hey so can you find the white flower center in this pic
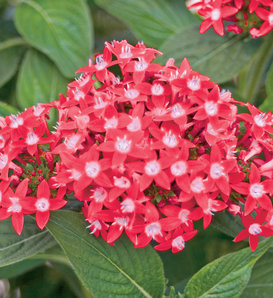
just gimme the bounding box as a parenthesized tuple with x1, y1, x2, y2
(0, 135, 5, 149)
(179, 209, 190, 223)
(74, 89, 85, 101)
(145, 222, 161, 238)
(95, 56, 107, 70)
(269, 13, 273, 25)
(145, 160, 161, 176)
(94, 97, 107, 110)
(125, 89, 139, 99)
(135, 60, 148, 71)
(153, 107, 167, 116)
(76, 74, 90, 87)
(172, 236, 185, 250)
(171, 104, 185, 118)
(211, 8, 221, 21)
(35, 198, 50, 212)
(205, 101, 218, 116)
(270, 215, 273, 226)
(8, 197, 22, 213)
(114, 176, 131, 189)
(162, 132, 178, 148)
(207, 123, 218, 135)
(127, 117, 141, 132)
(0, 154, 8, 169)
(187, 77, 200, 91)
(121, 198, 135, 213)
(88, 220, 102, 234)
(250, 183, 264, 199)
(64, 135, 80, 150)
(254, 114, 266, 127)
(120, 45, 132, 59)
(33, 104, 45, 116)
(171, 161, 187, 176)
(0, 191, 2, 204)
(248, 223, 262, 235)
(115, 136, 132, 153)
(191, 177, 205, 193)
(10, 115, 23, 128)
(85, 161, 100, 178)
(210, 163, 224, 179)
(69, 169, 82, 181)
(76, 115, 90, 126)
(115, 217, 128, 227)
(104, 117, 118, 129)
(151, 84, 164, 96)
(92, 187, 107, 202)
(26, 132, 39, 145)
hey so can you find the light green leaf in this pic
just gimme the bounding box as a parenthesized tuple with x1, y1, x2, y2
(0, 38, 25, 87)
(266, 61, 273, 95)
(0, 101, 18, 117)
(259, 93, 273, 113)
(158, 25, 260, 83)
(15, 0, 93, 77)
(0, 258, 44, 279)
(236, 32, 273, 104)
(47, 211, 165, 298)
(0, 216, 56, 267)
(95, 0, 198, 47)
(242, 251, 273, 298)
(212, 211, 244, 238)
(16, 49, 67, 109)
(184, 238, 272, 298)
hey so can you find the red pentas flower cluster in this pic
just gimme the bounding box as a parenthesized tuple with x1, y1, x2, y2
(1, 40, 273, 252)
(188, 0, 273, 37)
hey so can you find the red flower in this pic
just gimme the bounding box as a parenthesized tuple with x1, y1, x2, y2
(234, 209, 273, 251)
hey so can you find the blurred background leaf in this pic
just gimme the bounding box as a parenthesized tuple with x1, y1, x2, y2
(95, 0, 198, 48)
(47, 210, 165, 298)
(0, 216, 56, 267)
(15, 0, 93, 78)
(158, 25, 261, 84)
(16, 49, 67, 109)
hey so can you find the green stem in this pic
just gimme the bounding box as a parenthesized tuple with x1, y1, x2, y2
(237, 31, 273, 105)
(0, 37, 28, 50)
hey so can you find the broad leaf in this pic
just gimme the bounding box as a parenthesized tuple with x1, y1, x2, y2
(259, 93, 273, 113)
(242, 251, 273, 297)
(158, 25, 260, 83)
(47, 211, 165, 298)
(0, 216, 56, 267)
(15, 0, 93, 77)
(266, 61, 273, 95)
(95, 0, 198, 48)
(184, 238, 272, 298)
(212, 211, 244, 238)
(0, 258, 44, 279)
(0, 101, 18, 117)
(0, 38, 25, 87)
(16, 49, 67, 109)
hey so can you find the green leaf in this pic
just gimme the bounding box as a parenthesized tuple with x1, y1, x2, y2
(95, 0, 198, 48)
(184, 238, 272, 298)
(212, 211, 244, 239)
(266, 61, 273, 95)
(0, 216, 56, 267)
(16, 49, 67, 109)
(0, 101, 18, 117)
(0, 258, 44, 279)
(236, 32, 273, 105)
(158, 25, 260, 83)
(47, 210, 165, 298)
(242, 251, 273, 298)
(15, 0, 93, 77)
(259, 93, 273, 113)
(0, 38, 25, 87)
